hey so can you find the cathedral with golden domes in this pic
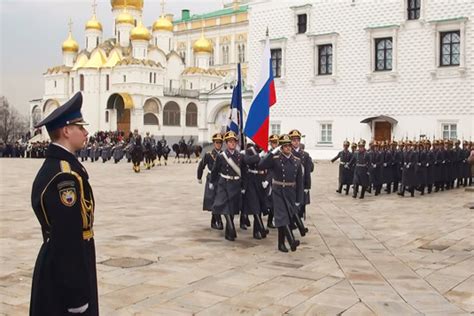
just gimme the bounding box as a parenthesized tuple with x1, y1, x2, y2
(30, 0, 252, 143)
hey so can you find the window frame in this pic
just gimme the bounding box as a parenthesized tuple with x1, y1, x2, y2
(318, 44, 333, 76)
(439, 31, 460, 67)
(270, 48, 282, 79)
(297, 14, 307, 34)
(407, 0, 421, 20)
(374, 37, 393, 72)
(365, 25, 399, 82)
(319, 122, 333, 144)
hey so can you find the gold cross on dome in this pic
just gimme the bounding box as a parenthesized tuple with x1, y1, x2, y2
(68, 18, 73, 32)
(92, 0, 98, 15)
(160, 0, 166, 15)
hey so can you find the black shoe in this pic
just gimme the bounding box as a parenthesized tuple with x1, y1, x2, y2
(253, 223, 262, 240)
(224, 215, 237, 240)
(244, 214, 251, 227)
(278, 227, 288, 253)
(293, 215, 308, 237)
(239, 214, 247, 230)
(211, 215, 218, 230)
(267, 212, 275, 229)
(215, 214, 224, 230)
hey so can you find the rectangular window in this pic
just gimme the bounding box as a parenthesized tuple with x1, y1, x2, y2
(375, 38, 393, 71)
(80, 74, 84, 91)
(297, 14, 307, 34)
(440, 31, 460, 66)
(442, 123, 457, 140)
(271, 48, 282, 78)
(154, 73, 157, 84)
(407, 0, 421, 20)
(149, 72, 153, 83)
(71, 78, 74, 93)
(270, 123, 281, 135)
(105, 111, 109, 123)
(123, 75, 126, 83)
(54, 80, 57, 88)
(320, 123, 332, 143)
(106, 75, 109, 91)
(318, 44, 333, 75)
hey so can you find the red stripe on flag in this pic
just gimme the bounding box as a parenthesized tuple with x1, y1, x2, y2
(269, 80, 276, 107)
(252, 117, 270, 151)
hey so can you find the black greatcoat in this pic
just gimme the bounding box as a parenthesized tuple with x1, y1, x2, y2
(382, 149, 394, 184)
(30, 144, 98, 316)
(416, 149, 428, 186)
(402, 149, 418, 187)
(369, 150, 384, 187)
(258, 152, 303, 227)
(210, 150, 244, 215)
(241, 151, 267, 215)
(292, 148, 312, 205)
(197, 149, 220, 211)
(351, 150, 370, 187)
(331, 150, 353, 185)
(426, 149, 435, 185)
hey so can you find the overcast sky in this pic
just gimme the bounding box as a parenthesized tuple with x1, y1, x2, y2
(0, 0, 223, 115)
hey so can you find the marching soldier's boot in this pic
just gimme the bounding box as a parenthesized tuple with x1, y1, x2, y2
(359, 187, 366, 199)
(283, 226, 299, 252)
(258, 215, 269, 237)
(420, 185, 425, 195)
(336, 184, 343, 194)
(239, 213, 247, 230)
(245, 214, 251, 227)
(427, 185, 433, 194)
(410, 187, 415, 197)
(352, 185, 359, 198)
(345, 185, 350, 195)
(278, 227, 288, 253)
(397, 186, 405, 196)
(393, 182, 399, 192)
(224, 215, 236, 241)
(211, 214, 218, 230)
(252, 217, 262, 240)
(267, 210, 275, 229)
(367, 185, 372, 194)
(293, 215, 308, 237)
(215, 214, 224, 230)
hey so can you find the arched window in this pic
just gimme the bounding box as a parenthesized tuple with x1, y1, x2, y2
(185, 103, 198, 127)
(105, 111, 109, 123)
(222, 45, 229, 64)
(106, 75, 109, 91)
(32, 106, 42, 126)
(163, 102, 180, 126)
(238, 44, 245, 63)
(144, 113, 159, 125)
(80, 74, 84, 91)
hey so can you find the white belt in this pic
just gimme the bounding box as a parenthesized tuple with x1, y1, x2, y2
(220, 173, 240, 180)
(248, 169, 266, 175)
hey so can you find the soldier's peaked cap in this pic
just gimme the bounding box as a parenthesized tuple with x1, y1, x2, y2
(279, 134, 292, 145)
(34, 92, 87, 132)
(288, 129, 302, 138)
(212, 133, 223, 142)
(269, 134, 279, 142)
(224, 131, 238, 141)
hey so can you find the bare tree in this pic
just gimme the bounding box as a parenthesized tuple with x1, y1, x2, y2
(0, 97, 29, 143)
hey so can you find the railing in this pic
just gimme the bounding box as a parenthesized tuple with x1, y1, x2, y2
(163, 88, 199, 98)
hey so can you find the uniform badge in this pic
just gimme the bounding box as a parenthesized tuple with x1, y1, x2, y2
(59, 188, 77, 207)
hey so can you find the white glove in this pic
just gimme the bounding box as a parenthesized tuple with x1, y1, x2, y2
(198, 179, 202, 184)
(417, 163, 421, 166)
(259, 150, 266, 158)
(295, 202, 300, 207)
(304, 189, 309, 193)
(240, 150, 246, 155)
(68, 304, 89, 314)
(426, 163, 430, 167)
(383, 163, 387, 167)
(262, 181, 269, 189)
(241, 189, 246, 194)
(372, 164, 376, 168)
(209, 183, 214, 190)
(271, 146, 281, 155)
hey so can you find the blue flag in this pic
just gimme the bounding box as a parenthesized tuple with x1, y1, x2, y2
(227, 63, 243, 139)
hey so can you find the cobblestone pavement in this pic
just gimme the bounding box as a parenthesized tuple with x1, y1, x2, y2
(1, 158, 472, 315)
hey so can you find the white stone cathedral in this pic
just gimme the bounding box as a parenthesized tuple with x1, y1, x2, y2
(30, 0, 252, 143)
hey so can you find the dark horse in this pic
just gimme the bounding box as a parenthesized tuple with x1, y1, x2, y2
(155, 141, 170, 166)
(172, 142, 203, 163)
(143, 141, 156, 169)
(131, 136, 144, 173)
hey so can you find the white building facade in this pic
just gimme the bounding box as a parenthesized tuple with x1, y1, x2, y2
(248, 0, 473, 158)
(29, 0, 253, 144)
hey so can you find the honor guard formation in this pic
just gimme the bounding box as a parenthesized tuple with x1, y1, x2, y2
(331, 139, 473, 199)
(197, 129, 314, 253)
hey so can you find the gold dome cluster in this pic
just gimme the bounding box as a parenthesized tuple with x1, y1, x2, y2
(152, 16, 173, 32)
(193, 34, 213, 53)
(115, 11, 135, 25)
(111, 0, 143, 10)
(130, 20, 151, 41)
(85, 14, 103, 31)
(62, 31, 79, 53)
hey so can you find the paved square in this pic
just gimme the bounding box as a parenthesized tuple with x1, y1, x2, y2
(1, 158, 472, 315)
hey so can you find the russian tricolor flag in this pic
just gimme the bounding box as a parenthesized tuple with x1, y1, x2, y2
(244, 31, 276, 151)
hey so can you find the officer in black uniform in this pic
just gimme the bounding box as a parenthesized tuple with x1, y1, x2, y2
(210, 131, 244, 241)
(30, 92, 98, 316)
(351, 139, 370, 199)
(197, 133, 224, 230)
(265, 134, 280, 228)
(259, 134, 303, 252)
(289, 129, 313, 220)
(331, 140, 353, 195)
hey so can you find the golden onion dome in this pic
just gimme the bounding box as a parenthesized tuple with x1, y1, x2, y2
(85, 14, 103, 31)
(152, 16, 173, 32)
(115, 11, 135, 25)
(193, 34, 212, 53)
(130, 20, 151, 41)
(111, 0, 143, 10)
(62, 32, 79, 53)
